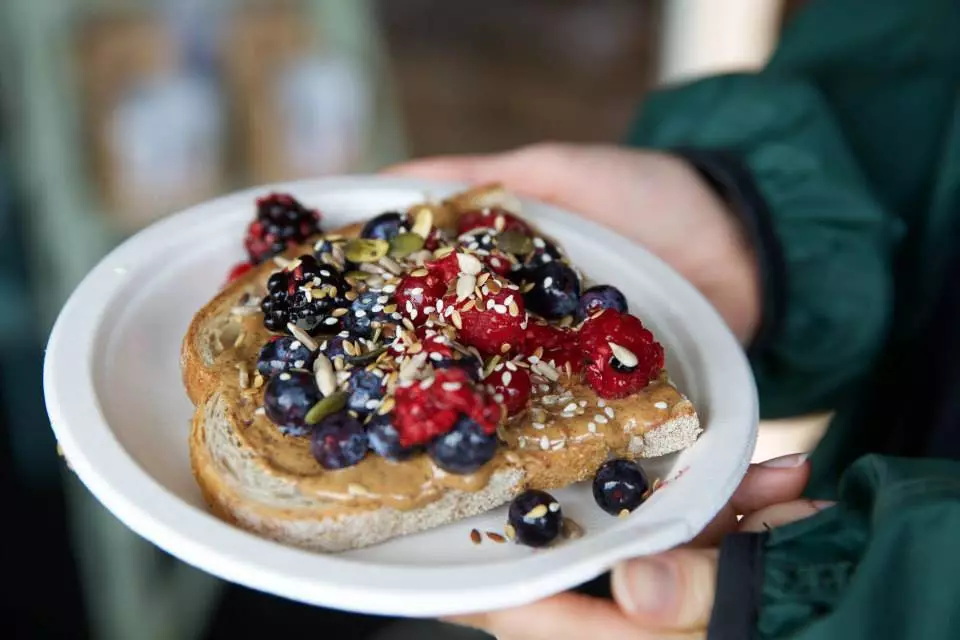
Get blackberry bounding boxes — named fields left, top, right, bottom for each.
left=245, top=193, right=322, bottom=264
left=261, top=255, right=348, bottom=335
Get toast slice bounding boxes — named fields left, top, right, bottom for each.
left=182, top=185, right=701, bottom=552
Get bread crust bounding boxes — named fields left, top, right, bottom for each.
left=183, top=186, right=701, bottom=552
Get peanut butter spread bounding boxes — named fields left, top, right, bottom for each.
left=212, top=306, right=691, bottom=512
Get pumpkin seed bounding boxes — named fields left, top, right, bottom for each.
left=344, top=238, right=389, bottom=263
left=345, top=345, right=388, bottom=366
left=304, top=391, right=348, bottom=425
left=389, top=232, right=425, bottom=258
left=497, top=230, right=533, bottom=256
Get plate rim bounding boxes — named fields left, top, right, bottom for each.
left=43, top=175, right=757, bottom=616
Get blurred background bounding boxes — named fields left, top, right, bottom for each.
left=0, top=1, right=817, bottom=638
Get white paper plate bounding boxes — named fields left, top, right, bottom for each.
left=43, top=176, right=757, bottom=617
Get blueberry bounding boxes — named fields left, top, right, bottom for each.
left=319, top=331, right=351, bottom=361
left=523, top=261, right=581, bottom=320
left=361, top=211, right=406, bottom=241
left=366, top=413, right=419, bottom=461
left=256, top=336, right=316, bottom=377
left=343, top=291, right=398, bottom=338
left=310, top=412, right=368, bottom=469
left=427, top=415, right=498, bottom=474
left=578, top=285, right=628, bottom=320
left=347, top=369, right=385, bottom=416
left=592, top=459, right=650, bottom=516
left=263, top=371, right=322, bottom=435
left=507, top=489, right=563, bottom=548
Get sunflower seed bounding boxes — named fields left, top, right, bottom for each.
left=456, top=274, right=476, bottom=301
left=456, top=252, right=482, bottom=275
left=287, top=323, right=318, bottom=351
left=608, top=341, right=639, bottom=368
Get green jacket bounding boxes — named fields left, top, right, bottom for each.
left=628, top=0, right=960, bottom=637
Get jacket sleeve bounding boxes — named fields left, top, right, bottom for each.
left=751, top=455, right=960, bottom=639
left=627, top=74, right=902, bottom=418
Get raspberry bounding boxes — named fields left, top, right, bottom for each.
left=426, top=251, right=463, bottom=282
left=395, top=270, right=447, bottom=326
left=225, top=261, right=253, bottom=286
left=578, top=310, right=664, bottom=399
left=485, top=363, right=531, bottom=416
left=457, top=207, right=532, bottom=236
left=542, top=343, right=584, bottom=375
left=481, top=251, right=514, bottom=277
left=521, top=316, right=568, bottom=353
left=439, top=276, right=526, bottom=357
left=393, top=368, right=502, bottom=447
left=244, top=193, right=322, bottom=264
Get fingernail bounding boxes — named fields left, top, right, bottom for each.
left=615, top=557, right=676, bottom=615
left=760, top=452, right=808, bottom=468
left=812, top=500, right=836, bottom=511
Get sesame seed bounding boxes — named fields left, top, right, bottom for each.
left=587, top=422, right=597, bottom=433
left=605, top=406, right=615, bottom=419
left=539, top=435, right=550, bottom=450
left=421, top=377, right=435, bottom=390
left=654, top=401, right=668, bottom=410
left=594, top=415, right=609, bottom=424
left=494, top=393, right=505, bottom=403
left=551, top=440, right=565, bottom=450
left=562, top=402, right=577, bottom=413
left=410, top=287, right=424, bottom=295
left=279, top=373, right=291, bottom=381
left=254, top=406, right=266, bottom=416
left=502, top=371, right=513, bottom=386
left=532, top=422, right=545, bottom=430
left=543, top=276, right=554, bottom=288
left=539, top=384, right=551, bottom=393
left=494, top=304, right=507, bottom=314
left=324, top=317, right=339, bottom=325
left=598, top=399, right=606, bottom=407
left=441, top=381, right=462, bottom=392
left=578, top=400, right=587, bottom=407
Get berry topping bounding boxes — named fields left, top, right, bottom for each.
left=578, top=310, right=664, bottom=399
left=457, top=207, right=532, bottom=237
left=393, top=368, right=502, bottom=447
left=592, top=459, right=650, bottom=515
left=439, top=275, right=526, bottom=357
left=426, top=415, right=499, bottom=474
left=522, top=261, right=581, bottom=320
left=578, top=284, right=628, bottom=320
left=480, top=250, right=514, bottom=277
left=395, top=270, right=446, bottom=326
left=521, top=316, right=568, bottom=353
left=261, top=255, right=347, bottom=334
left=346, top=369, right=385, bottom=416
left=541, top=343, right=584, bottom=375
left=225, top=261, right=253, bottom=285
left=263, top=371, right=322, bottom=435
left=342, top=291, right=398, bottom=338
left=318, top=331, right=352, bottom=361
left=426, top=251, right=464, bottom=282
left=256, top=336, right=316, bottom=377
left=310, top=412, right=368, bottom=470
left=361, top=211, right=406, bottom=241
left=244, top=193, right=322, bottom=264
left=485, top=362, right=531, bottom=416
left=366, top=413, right=419, bottom=462
left=506, top=489, right=563, bottom=548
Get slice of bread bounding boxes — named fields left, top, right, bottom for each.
left=182, top=185, right=701, bottom=552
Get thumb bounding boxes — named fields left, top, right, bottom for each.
left=612, top=548, right=719, bottom=632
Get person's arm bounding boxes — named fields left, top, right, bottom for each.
left=715, top=455, right=960, bottom=639
left=628, top=73, right=901, bottom=419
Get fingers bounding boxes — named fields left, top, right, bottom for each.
left=612, top=549, right=719, bottom=632
left=445, top=592, right=699, bottom=640
left=689, top=454, right=811, bottom=547
left=730, top=453, right=811, bottom=515
left=740, top=499, right=836, bottom=532
left=381, top=143, right=582, bottom=204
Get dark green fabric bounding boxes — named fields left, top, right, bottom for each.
left=627, top=0, right=960, bottom=636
